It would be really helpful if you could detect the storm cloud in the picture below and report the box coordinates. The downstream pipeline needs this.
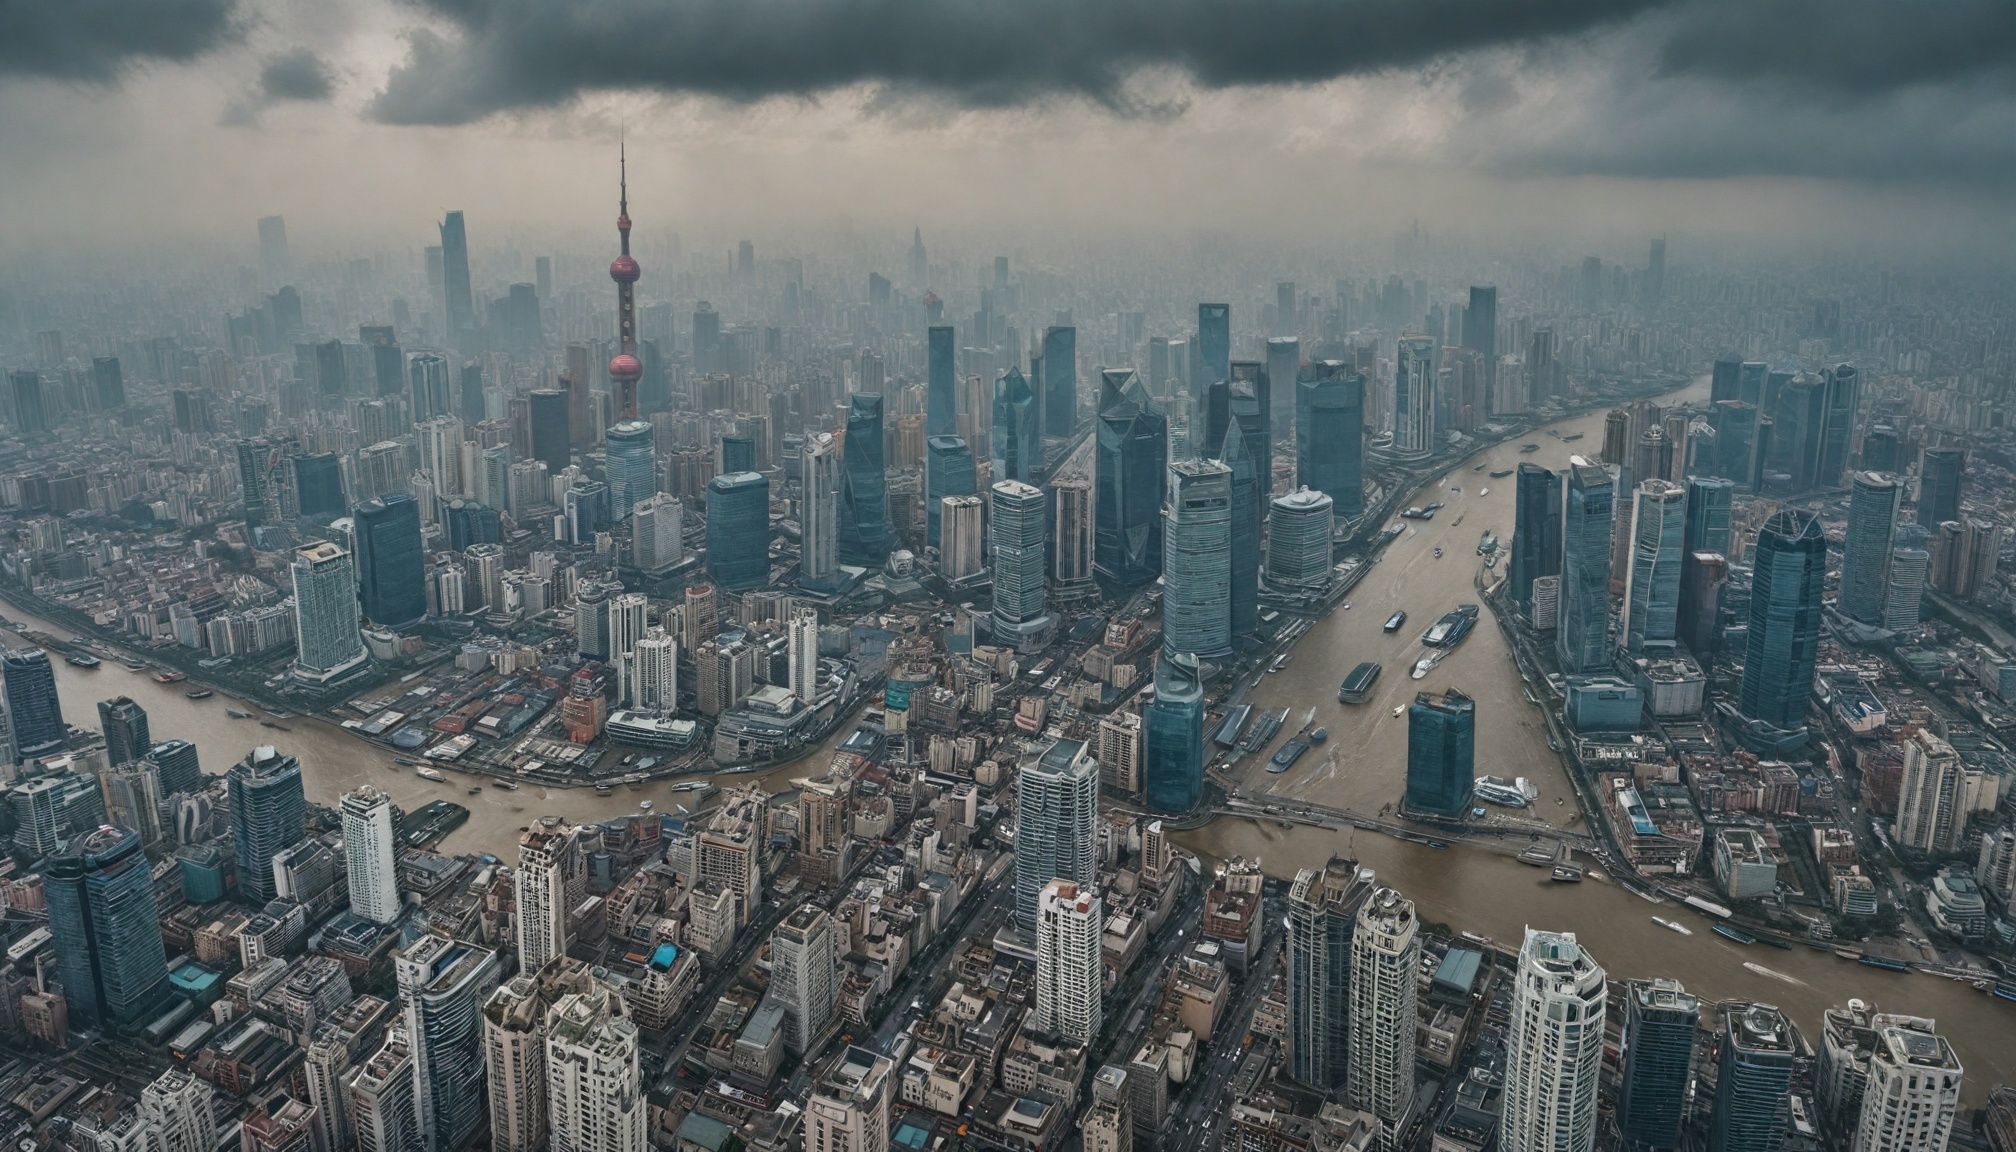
[259,48,335,103]
[0,0,238,80]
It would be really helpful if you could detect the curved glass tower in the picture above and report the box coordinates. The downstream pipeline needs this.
[1144,651,1204,813]
[604,420,657,521]
[1739,509,1826,729]
[1095,371,1167,590]
[1162,458,1233,660]
[1296,362,1364,519]
[45,825,168,1029]
[992,367,1041,487]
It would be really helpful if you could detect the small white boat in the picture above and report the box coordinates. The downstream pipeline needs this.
[416,767,447,783]
[1479,488,1489,496]
[1652,917,1693,936]
[1393,705,1405,717]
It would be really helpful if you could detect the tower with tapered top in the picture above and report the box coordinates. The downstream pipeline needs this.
[607,146,643,421]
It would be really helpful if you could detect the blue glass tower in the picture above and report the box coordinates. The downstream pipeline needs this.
[1222,395,1264,642]
[1711,401,1758,488]
[227,745,306,906]
[1296,362,1364,520]
[564,480,609,546]
[1557,461,1615,674]
[354,494,427,628]
[1196,304,1230,453]
[989,480,1053,647]
[1839,472,1902,624]
[927,325,957,438]
[293,453,345,517]
[1095,371,1166,590]
[44,825,169,1029]
[836,394,889,566]
[1144,651,1204,813]
[145,739,202,796]
[1620,979,1699,1152]
[1624,480,1686,654]
[1042,326,1077,438]
[3,648,66,762]
[720,435,755,475]
[926,436,976,551]
[992,367,1040,486]
[1739,510,1826,729]
[604,419,657,520]
[1510,463,1562,613]
[1162,458,1233,660]
[1710,1005,1796,1152]
[1816,363,1859,488]
[1405,688,1474,816]
[1921,447,1964,525]
[445,500,501,552]
[707,471,772,590]
[1710,352,1743,404]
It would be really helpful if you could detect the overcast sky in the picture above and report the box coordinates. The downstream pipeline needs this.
[6,0,2015,261]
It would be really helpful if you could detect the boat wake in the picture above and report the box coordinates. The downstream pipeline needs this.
[1742,962,1807,987]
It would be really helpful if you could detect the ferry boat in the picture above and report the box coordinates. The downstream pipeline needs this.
[1561,432,1584,441]
[1652,917,1693,935]
[492,780,520,791]
[1992,981,2016,1003]
[1384,610,1408,632]
[1858,953,1911,972]
[1478,488,1489,497]
[416,767,447,782]
[1490,469,1514,478]
[185,689,213,699]
[1712,924,1757,945]
[639,800,654,812]
[64,653,100,668]
[1268,740,1311,774]
[1411,652,1441,679]
[1310,728,1328,744]
[669,780,713,793]
[1393,705,1406,717]
[153,670,186,684]
[1551,865,1584,882]
[226,708,253,719]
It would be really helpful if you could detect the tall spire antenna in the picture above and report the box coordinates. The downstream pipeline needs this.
[608,137,642,418]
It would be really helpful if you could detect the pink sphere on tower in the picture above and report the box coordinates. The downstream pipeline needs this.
[609,254,641,283]
[608,353,642,382]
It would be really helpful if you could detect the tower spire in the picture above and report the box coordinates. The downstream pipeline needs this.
[617,137,632,256]
[607,140,642,419]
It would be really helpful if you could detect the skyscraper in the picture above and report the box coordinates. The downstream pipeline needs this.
[529,389,570,473]
[1043,325,1077,437]
[1511,464,1562,613]
[1393,335,1437,455]
[482,974,555,1152]
[516,818,574,972]
[1558,460,1615,674]
[238,438,279,529]
[341,785,401,925]
[228,745,306,905]
[801,432,841,584]
[706,472,771,591]
[925,435,975,550]
[1266,337,1300,431]
[1884,544,1930,631]
[1297,362,1365,520]
[1713,401,1759,487]
[1501,930,1607,1152]
[1266,488,1334,589]
[1710,1004,1797,1152]
[1850,1025,1963,1152]
[1711,353,1744,404]
[1196,304,1231,449]
[3,648,64,761]
[837,394,889,566]
[1619,979,1699,1152]
[294,452,346,517]
[606,151,643,421]
[1144,651,1204,813]
[145,739,202,797]
[1896,729,1966,855]
[1624,480,1686,654]
[806,1047,893,1152]
[1348,887,1419,1152]
[44,825,169,1029]
[1464,285,1497,393]
[1406,688,1475,816]
[1096,371,1167,590]
[397,935,500,1152]
[1221,395,1263,640]
[143,1070,218,1152]
[990,480,1053,649]
[354,494,427,628]
[1920,447,1964,525]
[1035,880,1104,1043]
[992,366,1041,486]
[773,904,839,1054]
[1013,737,1098,932]
[97,697,150,766]
[351,1029,421,1152]
[290,542,367,684]
[546,983,647,1152]
[927,325,957,438]
[1840,473,1903,624]
[439,211,475,348]
[1739,510,1827,731]
[604,420,657,520]
[1817,363,1860,488]
[1285,858,1372,1092]
[1162,458,1233,660]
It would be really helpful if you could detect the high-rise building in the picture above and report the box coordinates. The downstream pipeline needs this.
[238,438,280,529]
[145,739,202,797]
[341,785,401,925]
[706,471,771,591]
[546,983,647,1152]
[44,825,169,1029]
[1267,488,1334,590]
[1222,387,1265,640]
[1406,688,1474,816]
[1739,510,1827,731]
[1348,887,1419,1152]
[143,1070,218,1152]
[529,389,571,473]
[1619,979,1699,1152]
[837,394,889,566]
[1085,1066,1133,1152]
[242,1099,318,1152]
[1196,304,1231,448]
[1920,447,1964,526]
[290,542,368,684]
[3,648,65,761]
[1840,473,1903,624]
[1511,464,1563,614]
[1393,335,1437,455]
[97,697,150,766]
[1144,651,1204,813]
[774,903,840,1054]
[990,480,1053,649]
[1711,352,1744,403]
[1711,1004,1798,1152]
[1896,730,1966,854]
[789,608,822,705]
[516,818,575,973]
[605,420,657,520]
[1558,460,1615,674]
[1266,337,1300,430]
[295,452,346,517]
[1713,401,1759,487]
[1850,1024,1963,1152]
[1501,930,1607,1152]
[228,745,305,904]
[1163,458,1233,659]
[1095,710,1144,796]
[1043,325,1077,437]
[1817,363,1860,488]
[927,326,958,438]
[351,1028,421,1152]
[806,1046,893,1152]
[1624,480,1686,654]
[1035,880,1104,1043]
[1297,361,1365,521]
[439,211,475,347]
[802,432,841,584]
[1285,858,1372,1092]
[1013,737,1099,932]
[992,366,1041,487]
[1885,545,1930,631]
[941,495,985,580]
[1096,371,1167,590]
[925,435,975,550]
[1465,285,1498,385]
[355,494,427,628]
[397,934,500,1152]
[483,974,554,1152]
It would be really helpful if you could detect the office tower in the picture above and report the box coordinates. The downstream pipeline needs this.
[1711,401,1758,485]
[1162,458,1233,660]
[1266,337,1300,431]
[1043,326,1077,437]
[418,415,465,497]
[1143,651,1204,813]
[1406,688,1475,815]
[1645,238,1666,301]
[483,975,554,1152]
[1297,361,1365,520]
[97,697,150,766]
[563,481,609,546]
[341,785,401,925]
[1267,488,1334,589]
[1620,980,1699,1152]
[1558,460,1614,673]
[1464,285,1497,388]
[1393,334,1436,454]
[1624,480,1686,654]
[1051,478,1096,598]
[1096,371,1167,589]
[1860,426,1899,472]
[1286,858,1372,1092]
[238,438,279,530]
[258,214,289,281]
[1767,372,1826,491]
[354,494,427,628]
[1739,510,1826,730]
[352,1029,421,1152]
[397,934,500,1152]
[228,745,305,904]
[990,480,1053,648]
[1276,280,1298,334]
[1885,544,1929,631]
[44,825,169,1029]
[1601,409,1632,466]
[461,362,488,421]
[1711,1004,1797,1152]
[91,356,126,409]
[937,495,982,579]
[779,608,820,707]
[605,155,643,420]
[1711,353,1744,404]
[291,452,344,518]
[1013,737,1098,932]
[291,542,367,683]
[1085,1066,1133,1152]
[1348,888,1419,1152]
[546,983,647,1152]
[1218,401,1261,640]
[806,1046,894,1152]
[514,816,574,975]
[143,1070,218,1152]
[925,435,976,550]
[992,366,1040,486]
[1897,730,1966,854]
[445,499,501,552]
[1035,880,1104,1043]
[926,325,957,438]
[1841,473,1903,624]
[837,394,889,566]
[1501,930,1607,1152]
[719,434,756,475]
[801,432,841,584]
[1511,464,1563,613]
[605,420,657,520]
[404,352,447,422]
[1196,304,1231,448]
[774,903,839,1054]
[631,492,684,576]
[529,390,571,472]
[145,739,202,797]
[439,211,475,347]
[630,630,678,709]
[706,471,771,590]
[1850,1025,1963,1152]
[1817,363,1860,487]
[3,648,63,762]
[8,370,48,435]
[1920,447,1963,525]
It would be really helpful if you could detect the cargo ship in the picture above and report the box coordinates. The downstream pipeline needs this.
[1712,924,1757,945]
[1651,917,1693,935]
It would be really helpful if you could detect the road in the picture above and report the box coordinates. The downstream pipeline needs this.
[1165,901,1284,1152]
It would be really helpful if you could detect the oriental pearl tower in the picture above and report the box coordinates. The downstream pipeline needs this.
[607,145,643,421]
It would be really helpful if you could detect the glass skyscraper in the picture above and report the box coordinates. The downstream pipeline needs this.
[1223,396,1264,641]
[528,389,570,473]
[1195,304,1231,450]
[706,471,772,590]
[1043,325,1077,438]
[1286,859,1371,1093]
[1711,401,1759,488]
[1710,1005,1797,1152]
[1619,979,1699,1152]
[604,420,657,520]
[1839,472,1902,624]
[438,210,475,346]
[925,435,976,551]
[992,367,1040,486]
[836,394,889,566]
[290,542,367,684]
[145,739,201,797]
[294,452,345,518]
[1394,335,1437,455]
[1144,651,1204,813]
[1013,738,1098,933]
[1624,480,1686,654]
[1920,447,1964,525]
[1710,352,1743,403]
[1095,371,1166,590]
[397,934,500,1152]
[1405,688,1474,816]
[1558,461,1615,673]
[2,648,64,761]
[354,494,427,628]
[445,499,501,552]
[720,435,755,475]
[989,480,1053,648]
[44,825,169,1029]
[563,480,608,546]
[98,697,151,767]
[1816,363,1859,488]
[1297,362,1365,520]
[1162,458,1233,660]
[227,745,306,905]
[1739,510,1827,730]
[1511,464,1562,614]
[927,325,957,438]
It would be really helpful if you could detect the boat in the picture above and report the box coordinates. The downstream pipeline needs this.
[1411,653,1441,679]
[1652,917,1693,935]
[1712,924,1757,945]
[1384,610,1408,632]
[1214,704,1253,748]
[416,767,447,782]
[493,780,520,791]
[1490,469,1514,478]
[1432,547,1443,558]
[153,671,186,683]
[1393,705,1406,717]
[639,800,654,811]
[1478,530,1497,554]
[1518,843,1559,866]
[64,653,100,668]
[1339,662,1382,703]
[1478,488,1489,496]
[1473,776,1537,807]
[123,661,149,672]
[1561,432,1584,441]
[225,708,253,719]
[1992,981,2016,1003]
[1420,605,1480,648]
[1858,953,1911,972]
[1267,740,1311,774]
[1519,443,1539,453]
[185,689,213,699]
[259,720,291,731]
[1310,728,1328,744]
[1267,655,1289,673]
[1341,601,1351,610]
[468,787,483,795]
[394,758,419,766]
[1551,865,1584,882]
[595,783,614,794]
[1473,463,1487,471]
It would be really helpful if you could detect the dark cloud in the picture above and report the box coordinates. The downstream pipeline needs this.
[0,0,237,81]
[1653,0,2016,96]
[370,0,1676,125]
[260,48,334,102]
